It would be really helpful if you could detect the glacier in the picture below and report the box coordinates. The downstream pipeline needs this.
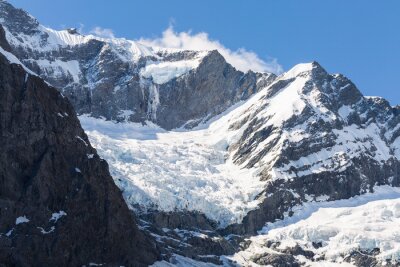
[79,113,266,227]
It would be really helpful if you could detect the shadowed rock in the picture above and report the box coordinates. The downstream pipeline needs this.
[0,35,159,266]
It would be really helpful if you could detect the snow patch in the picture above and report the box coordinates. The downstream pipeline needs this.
[35,59,81,83]
[338,105,353,121]
[38,226,55,234]
[50,211,67,223]
[5,229,13,237]
[76,136,88,146]
[0,47,35,75]
[117,110,135,120]
[151,254,220,267]
[15,216,30,225]
[140,56,204,84]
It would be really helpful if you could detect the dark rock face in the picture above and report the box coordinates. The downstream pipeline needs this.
[0,24,11,53]
[0,48,158,266]
[154,51,275,129]
[251,253,300,267]
[344,248,400,267]
[137,210,238,262]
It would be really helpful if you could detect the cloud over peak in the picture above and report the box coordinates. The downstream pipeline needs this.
[88,25,282,74]
[90,26,115,39]
[139,27,283,74]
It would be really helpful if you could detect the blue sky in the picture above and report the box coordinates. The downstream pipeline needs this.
[8,0,400,104]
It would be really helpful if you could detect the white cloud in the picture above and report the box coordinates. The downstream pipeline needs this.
[78,23,85,34]
[90,26,115,39]
[139,26,283,74]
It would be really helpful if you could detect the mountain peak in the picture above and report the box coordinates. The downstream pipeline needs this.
[282,61,327,80]
[0,1,40,35]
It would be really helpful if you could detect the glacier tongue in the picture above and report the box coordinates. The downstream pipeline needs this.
[79,114,267,227]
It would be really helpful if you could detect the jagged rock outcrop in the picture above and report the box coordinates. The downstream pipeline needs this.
[149,51,274,129]
[0,36,159,266]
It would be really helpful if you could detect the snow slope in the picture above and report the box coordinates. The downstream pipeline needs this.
[140,51,208,84]
[9,25,209,85]
[4,23,156,59]
[0,3,211,90]
[230,186,400,266]
[33,59,81,84]
[0,46,35,75]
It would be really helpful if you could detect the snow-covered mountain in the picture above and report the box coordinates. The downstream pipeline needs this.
[80,62,400,265]
[1,1,400,266]
[0,1,274,129]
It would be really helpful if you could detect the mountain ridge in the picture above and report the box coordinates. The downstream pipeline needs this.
[0,0,276,130]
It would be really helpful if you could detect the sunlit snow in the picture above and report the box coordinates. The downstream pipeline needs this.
[140,51,208,84]
[80,114,266,227]
[230,186,400,265]
[49,211,67,223]
[15,216,30,225]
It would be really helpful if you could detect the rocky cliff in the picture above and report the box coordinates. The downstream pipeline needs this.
[0,31,159,266]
